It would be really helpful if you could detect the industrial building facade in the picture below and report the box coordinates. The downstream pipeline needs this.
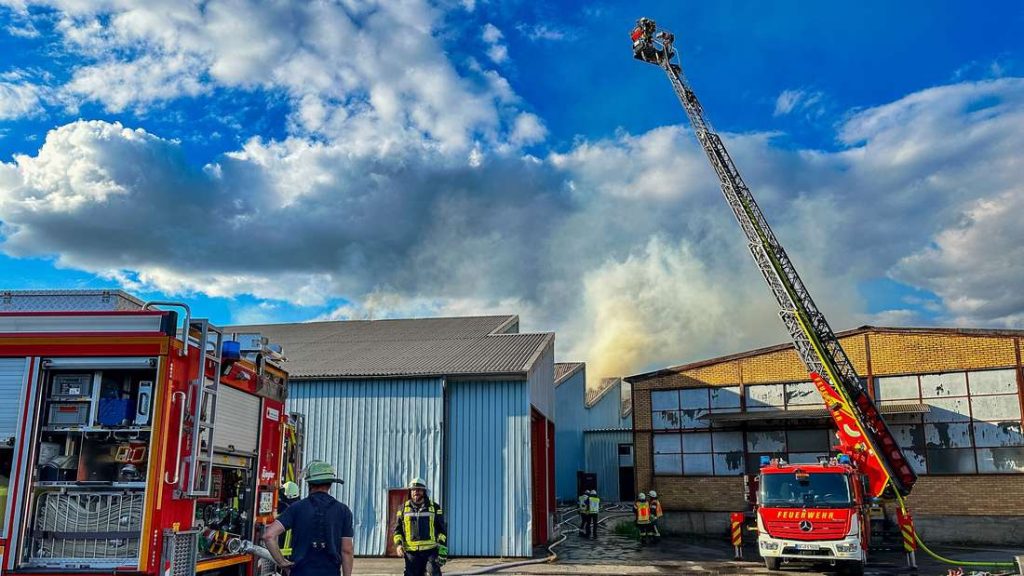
[553,364,633,502]
[234,316,555,557]
[626,326,1024,544]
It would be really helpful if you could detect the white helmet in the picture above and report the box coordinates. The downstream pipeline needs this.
[648,490,658,498]
[638,492,647,501]
[409,477,428,490]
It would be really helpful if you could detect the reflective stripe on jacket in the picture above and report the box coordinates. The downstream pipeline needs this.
[635,502,651,525]
[393,499,447,552]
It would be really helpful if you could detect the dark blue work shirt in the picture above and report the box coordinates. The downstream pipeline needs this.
[278,491,354,576]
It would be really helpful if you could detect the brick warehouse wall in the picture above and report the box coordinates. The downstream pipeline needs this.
[907,476,1024,515]
[631,328,1024,519]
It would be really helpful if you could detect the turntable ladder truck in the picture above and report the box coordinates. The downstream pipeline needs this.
[630,18,918,575]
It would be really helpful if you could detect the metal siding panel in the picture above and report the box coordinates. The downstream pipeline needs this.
[446,380,531,557]
[554,369,586,501]
[585,431,633,502]
[215,386,261,453]
[286,378,443,556]
[0,358,28,441]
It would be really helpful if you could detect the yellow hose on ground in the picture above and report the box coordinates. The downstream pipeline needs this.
[893,489,1016,569]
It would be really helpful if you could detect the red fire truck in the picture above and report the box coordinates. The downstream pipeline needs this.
[0,290,297,576]
[754,457,868,575]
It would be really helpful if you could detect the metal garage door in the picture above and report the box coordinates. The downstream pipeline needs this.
[214,386,261,454]
[0,358,28,443]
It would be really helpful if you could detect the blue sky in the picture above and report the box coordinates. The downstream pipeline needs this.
[0,1,1022,379]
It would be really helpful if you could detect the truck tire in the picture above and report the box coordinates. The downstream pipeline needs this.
[842,561,864,576]
[764,557,781,571]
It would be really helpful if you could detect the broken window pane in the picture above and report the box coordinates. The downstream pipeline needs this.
[924,422,973,449]
[653,410,681,430]
[926,448,977,474]
[968,369,1018,395]
[785,381,819,407]
[680,407,710,429]
[904,450,927,475]
[976,447,1024,473]
[747,430,786,452]
[923,397,971,423]
[890,424,926,452]
[713,452,745,476]
[747,384,785,411]
[920,372,968,398]
[709,386,741,411]
[972,421,1024,448]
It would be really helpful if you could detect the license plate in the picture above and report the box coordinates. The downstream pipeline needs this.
[795,543,820,550]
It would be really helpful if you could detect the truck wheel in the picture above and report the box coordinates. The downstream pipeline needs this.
[764,557,780,571]
[842,561,864,576]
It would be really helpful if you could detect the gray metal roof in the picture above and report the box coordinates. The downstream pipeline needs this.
[554,362,584,386]
[228,315,554,379]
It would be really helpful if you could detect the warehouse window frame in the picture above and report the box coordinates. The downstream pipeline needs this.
[875,367,1024,476]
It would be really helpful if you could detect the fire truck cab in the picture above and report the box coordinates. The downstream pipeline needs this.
[0,290,296,576]
[755,457,867,576]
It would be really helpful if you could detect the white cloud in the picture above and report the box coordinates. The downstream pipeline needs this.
[0,70,48,119]
[482,23,503,44]
[16,0,522,153]
[774,88,824,117]
[516,23,569,42]
[509,112,546,146]
[893,189,1024,326]
[10,78,1020,382]
[482,23,509,64]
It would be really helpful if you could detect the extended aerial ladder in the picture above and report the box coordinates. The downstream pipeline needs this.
[629,18,916,499]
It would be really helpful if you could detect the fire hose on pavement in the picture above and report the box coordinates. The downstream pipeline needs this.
[893,491,1017,570]
[447,502,632,575]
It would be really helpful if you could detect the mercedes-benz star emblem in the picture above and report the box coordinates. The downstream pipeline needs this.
[799,520,813,532]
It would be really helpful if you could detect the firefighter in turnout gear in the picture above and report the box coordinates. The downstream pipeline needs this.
[577,492,589,535]
[585,490,600,538]
[647,490,663,538]
[634,492,653,544]
[394,477,448,576]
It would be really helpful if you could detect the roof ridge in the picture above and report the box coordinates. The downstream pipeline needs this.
[585,377,621,408]
[554,362,585,386]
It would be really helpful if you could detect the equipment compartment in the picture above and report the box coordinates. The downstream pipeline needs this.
[22,360,158,570]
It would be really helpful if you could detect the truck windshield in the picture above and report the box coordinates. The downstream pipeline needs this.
[760,472,852,507]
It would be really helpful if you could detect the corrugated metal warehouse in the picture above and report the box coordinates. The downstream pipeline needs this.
[626,326,1024,545]
[553,363,633,502]
[232,316,555,557]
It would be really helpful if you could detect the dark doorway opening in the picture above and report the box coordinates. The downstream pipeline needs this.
[618,443,635,502]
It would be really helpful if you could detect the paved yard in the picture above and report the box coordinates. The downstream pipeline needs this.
[352,527,1023,575]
